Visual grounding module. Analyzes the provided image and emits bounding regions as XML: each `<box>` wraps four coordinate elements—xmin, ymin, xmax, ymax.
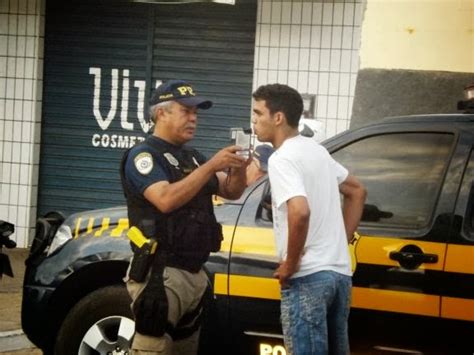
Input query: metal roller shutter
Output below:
<box><xmin>151</xmin><ymin>1</ymin><xmax>257</xmax><ymax>155</ymax></box>
<box><xmin>38</xmin><ymin>1</ymin><xmax>256</xmax><ymax>217</ymax></box>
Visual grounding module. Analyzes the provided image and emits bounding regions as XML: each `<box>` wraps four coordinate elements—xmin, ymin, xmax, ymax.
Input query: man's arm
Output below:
<box><xmin>339</xmin><ymin>175</ymin><xmax>367</xmax><ymax>241</ymax></box>
<box><xmin>274</xmin><ymin>196</ymin><xmax>310</xmax><ymax>286</ymax></box>
<box><xmin>144</xmin><ymin>146</ymin><xmax>245</xmax><ymax>213</ymax></box>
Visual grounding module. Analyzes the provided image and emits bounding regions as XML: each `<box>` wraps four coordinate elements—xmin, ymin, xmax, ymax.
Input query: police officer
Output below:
<box><xmin>121</xmin><ymin>80</ymin><xmax>248</xmax><ymax>354</ymax></box>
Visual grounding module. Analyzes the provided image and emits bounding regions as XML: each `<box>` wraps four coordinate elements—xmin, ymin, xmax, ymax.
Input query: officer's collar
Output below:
<box><xmin>149</xmin><ymin>135</ymin><xmax>183</xmax><ymax>151</ymax></box>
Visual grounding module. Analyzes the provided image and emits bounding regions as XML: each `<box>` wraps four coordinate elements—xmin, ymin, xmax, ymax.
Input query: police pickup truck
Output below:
<box><xmin>22</xmin><ymin>114</ymin><xmax>473</xmax><ymax>354</ymax></box>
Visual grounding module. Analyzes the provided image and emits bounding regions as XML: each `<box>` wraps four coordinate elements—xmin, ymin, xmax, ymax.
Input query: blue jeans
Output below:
<box><xmin>280</xmin><ymin>270</ymin><xmax>352</xmax><ymax>355</ymax></box>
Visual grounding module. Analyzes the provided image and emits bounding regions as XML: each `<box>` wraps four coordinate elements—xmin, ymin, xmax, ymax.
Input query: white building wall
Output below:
<box><xmin>0</xmin><ymin>0</ymin><xmax>44</xmax><ymax>247</ymax></box>
<box><xmin>254</xmin><ymin>0</ymin><xmax>364</xmax><ymax>138</ymax></box>
<box><xmin>360</xmin><ymin>0</ymin><xmax>473</xmax><ymax>73</ymax></box>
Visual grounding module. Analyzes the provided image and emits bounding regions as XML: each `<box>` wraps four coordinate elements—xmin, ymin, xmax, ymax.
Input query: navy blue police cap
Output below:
<box><xmin>150</xmin><ymin>80</ymin><xmax>213</xmax><ymax>109</ymax></box>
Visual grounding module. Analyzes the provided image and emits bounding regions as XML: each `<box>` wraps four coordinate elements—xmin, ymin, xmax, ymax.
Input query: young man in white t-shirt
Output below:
<box><xmin>252</xmin><ymin>84</ymin><xmax>366</xmax><ymax>355</ymax></box>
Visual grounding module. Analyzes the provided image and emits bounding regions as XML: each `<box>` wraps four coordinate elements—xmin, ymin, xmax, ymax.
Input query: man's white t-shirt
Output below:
<box><xmin>268</xmin><ymin>135</ymin><xmax>351</xmax><ymax>278</ymax></box>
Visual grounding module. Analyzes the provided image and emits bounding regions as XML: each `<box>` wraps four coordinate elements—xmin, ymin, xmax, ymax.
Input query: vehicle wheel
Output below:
<box><xmin>55</xmin><ymin>285</ymin><xmax>135</xmax><ymax>355</ymax></box>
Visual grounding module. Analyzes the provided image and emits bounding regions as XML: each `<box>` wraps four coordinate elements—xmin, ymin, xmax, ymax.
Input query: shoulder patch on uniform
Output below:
<box><xmin>134</xmin><ymin>152</ymin><xmax>153</xmax><ymax>175</ymax></box>
<box><xmin>163</xmin><ymin>152</ymin><xmax>179</xmax><ymax>167</ymax></box>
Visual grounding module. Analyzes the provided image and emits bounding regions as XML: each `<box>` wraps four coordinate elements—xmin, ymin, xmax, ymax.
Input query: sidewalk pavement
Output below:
<box><xmin>0</xmin><ymin>248</ymin><xmax>39</xmax><ymax>353</ymax></box>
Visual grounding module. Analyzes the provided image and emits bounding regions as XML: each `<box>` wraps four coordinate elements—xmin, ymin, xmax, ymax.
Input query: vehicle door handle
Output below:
<box><xmin>389</xmin><ymin>251</ymin><xmax>438</xmax><ymax>264</ymax></box>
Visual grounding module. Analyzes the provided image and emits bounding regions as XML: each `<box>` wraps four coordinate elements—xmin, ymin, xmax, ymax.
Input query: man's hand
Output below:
<box><xmin>273</xmin><ymin>260</ymin><xmax>299</xmax><ymax>288</ymax></box>
<box><xmin>207</xmin><ymin>145</ymin><xmax>247</xmax><ymax>172</ymax></box>
<box><xmin>215</xmin><ymin>146</ymin><xmax>252</xmax><ymax>200</ymax></box>
<box><xmin>273</xmin><ymin>196</ymin><xmax>309</xmax><ymax>288</ymax></box>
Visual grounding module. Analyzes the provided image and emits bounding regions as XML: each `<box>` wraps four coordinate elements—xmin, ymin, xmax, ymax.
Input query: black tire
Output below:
<box><xmin>55</xmin><ymin>285</ymin><xmax>134</xmax><ymax>355</ymax></box>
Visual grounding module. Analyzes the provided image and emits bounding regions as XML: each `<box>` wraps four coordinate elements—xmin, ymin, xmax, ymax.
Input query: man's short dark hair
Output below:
<box><xmin>252</xmin><ymin>84</ymin><xmax>303</xmax><ymax>128</ymax></box>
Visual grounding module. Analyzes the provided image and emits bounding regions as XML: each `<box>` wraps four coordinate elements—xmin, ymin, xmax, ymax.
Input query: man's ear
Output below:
<box><xmin>274</xmin><ymin>111</ymin><xmax>285</xmax><ymax>126</ymax></box>
<box><xmin>154</xmin><ymin>106</ymin><xmax>165</xmax><ymax>123</ymax></box>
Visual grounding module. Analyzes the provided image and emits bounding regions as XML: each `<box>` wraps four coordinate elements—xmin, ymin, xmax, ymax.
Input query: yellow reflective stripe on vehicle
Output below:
<box><xmin>214</xmin><ymin>273</ymin><xmax>280</xmax><ymax>300</ymax></box>
<box><xmin>215</xmin><ymin>274</ymin><xmax>445</xmax><ymax>317</ymax></box>
<box><xmin>74</xmin><ymin>218</ymin><xmax>82</xmax><ymax>238</ymax></box>
<box><xmin>86</xmin><ymin>218</ymin><xmax>94</xmax><ymax>234</ymax></box>
<box><xmin>352</xmin><ymin>286</ymin><xmax>439</xmax><ymax>317</ymax></box>
<box><xmin>219</xmin><ymin>225</ymin><xmax>235</xmax><ymax>252</ymax></box>
<box><xmin>441</xmin><ymin>296</ymin><xmax>474</xmax><ymax>321</ymax></box>
<box><xmin>110</xmin><ymin>219</ymin><xmax>129</xmax><ymax>237</ymax></box>
<box><xmin>94</xmin><ymin>218</ymin><xmax>110</xmax><ymax>237</ymax></box>
<box><xmin>356</xmin><ymin>237</ymin><xmax>446</xmax><ymax>270</ymax></box>
<box><xmin>221</xmin><ymin>226</ymin><xmax>276</xmax><ymax>256</ymax></box>
<box><xmin>444</xmin><ymin>244</ymin><xmax>474</xmax><ymax>274</ymax></box>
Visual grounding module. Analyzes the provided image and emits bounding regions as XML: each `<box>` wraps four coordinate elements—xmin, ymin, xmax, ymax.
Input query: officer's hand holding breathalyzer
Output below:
<box><xmin>207</xmin><ymin>145</ymin><xmax>249</xmax><ymax>172</ymax></box>
<box><xmin>234</xmin><ymin>129</ymin><xmax>253</xmax><ymax>160</ymax></box>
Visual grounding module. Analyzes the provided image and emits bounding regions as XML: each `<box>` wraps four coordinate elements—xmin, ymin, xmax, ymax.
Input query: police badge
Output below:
<box><xmin>163</xmin><ymin>153</ymin><xmax>179</xmax><ymax>168</ymax></box>
<box><xmin>134</xmin><ymin>152</ymin><xmax>153</xmax><ymax>175</ymax></box>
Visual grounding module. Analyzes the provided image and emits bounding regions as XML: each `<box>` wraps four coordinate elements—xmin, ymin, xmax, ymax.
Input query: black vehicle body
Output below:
<box><xmin>22</xmin><ymin>114</ymin><xmax>474</xmax><ymax>354</ymax></box>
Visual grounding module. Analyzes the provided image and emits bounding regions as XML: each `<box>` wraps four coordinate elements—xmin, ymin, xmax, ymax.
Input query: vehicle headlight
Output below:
<box><xmin>47</xmin><ymin>224</ymin><xmax>73</xmax><ymax>256</ymax></box>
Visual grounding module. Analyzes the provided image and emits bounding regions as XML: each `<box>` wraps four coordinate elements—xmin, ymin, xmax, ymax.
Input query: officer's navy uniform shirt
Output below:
<box><xmin>124</xmin><ymin>135</ymin><xmax>208</xmax><ymax>196</ymax></box>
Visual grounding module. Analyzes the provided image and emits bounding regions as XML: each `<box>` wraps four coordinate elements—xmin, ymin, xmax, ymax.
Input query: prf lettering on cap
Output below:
<box><xmin>177</xmin><ymin>85</ymin><xmax>195</xmax><ymax>96</ymax></box>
